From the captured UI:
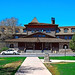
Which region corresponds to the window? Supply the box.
[56,29,59,33]
[42,30,43,32]
[15,36,19,39]
[39,30,41,32]
[42,35,45,37]
[64,28,68,33]
[56,36,59,38]
[10,44,14,48]
[64,36,67,40]
[69,36,72,39]
[23,29,26,33]
[33,35,46,37]
[71,28,75,32]
[48,29,51,33]
[1,28,5,32]
[32,30,34,33]
[38,35,41,37]
[46,29,51,33]
[15,29,19,33]
[33,35,36,37]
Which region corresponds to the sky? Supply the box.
[0,0,75,27]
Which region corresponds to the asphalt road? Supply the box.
[0,53,75,57]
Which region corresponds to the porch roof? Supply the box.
[5,38,70,43]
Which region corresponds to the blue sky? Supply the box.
[0,0,75,27]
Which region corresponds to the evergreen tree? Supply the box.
[69,33,75,51]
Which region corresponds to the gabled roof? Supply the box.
[31,17,39,23]
[25,32,55,38]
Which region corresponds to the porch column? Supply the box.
[51,43,53,53]
[25,43,26,48]
[42,43,43,50]
[33,43,35,50]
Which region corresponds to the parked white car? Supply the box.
[1,49,19,55]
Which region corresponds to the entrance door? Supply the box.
[35,43,42,50]
[52,43,59,51]
[18,42,25,50]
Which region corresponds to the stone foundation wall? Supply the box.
[6,42,18,48]
[59,42,69,49]
[0,40,6,49]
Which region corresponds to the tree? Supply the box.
[69,33,75,51]
[0,17,21,26]
[0,17,21,40]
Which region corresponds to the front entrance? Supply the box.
[52,43,59,51]
[35,43,42,50]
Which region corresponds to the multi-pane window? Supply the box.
[64,28,68,33]
[71,28,75,32]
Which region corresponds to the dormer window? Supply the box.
[15,28,20,33]
[71,28,75,32]
[39,30,41,32]
[46,29,51,33]
[42,30,43,32]
[23,29,26,33]
[32,30,34,33]
[64,28,68,33]
[56,29,59,33]
[1,28,5,32]
[56,36,59,38]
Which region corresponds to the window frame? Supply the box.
[64,28,68,33]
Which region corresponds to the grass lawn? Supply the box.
[0,57,26,75]
[39,56,75,60]
[44,62,75,75]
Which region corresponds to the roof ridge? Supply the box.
[31,17,39,23]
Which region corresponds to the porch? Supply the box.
[18,42,59,51]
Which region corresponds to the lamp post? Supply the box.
[65,45,67,56]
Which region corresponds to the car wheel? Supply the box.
[2,52,5,55]
[13,52,16,55]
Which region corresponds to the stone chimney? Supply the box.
[51,17,55,24]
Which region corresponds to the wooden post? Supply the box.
[42,43,43,50]
[33,43,35,50]
[25,42,26,48]
[51,43,53,53]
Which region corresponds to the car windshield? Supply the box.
[7,50,14,51]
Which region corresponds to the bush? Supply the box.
[0,47,9,52]
[69,33,75,52]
